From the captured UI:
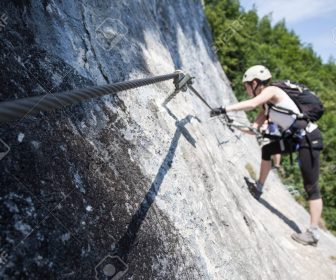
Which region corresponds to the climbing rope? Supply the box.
[0,71,184,123]
[184,79,246,134]
[218,117,261,135]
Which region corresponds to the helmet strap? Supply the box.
[252,80,261,97]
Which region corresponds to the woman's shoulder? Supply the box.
[263,85,285,94]
[259,86,285,102]
[262,85,288,101]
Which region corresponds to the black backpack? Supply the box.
[271,80,324,122]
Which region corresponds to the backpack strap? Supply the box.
[290,120,316,166]
[268,104,306,119]
[264,103,272,122]
[304,133,315,167]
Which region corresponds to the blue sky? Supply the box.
[239,0,336,63]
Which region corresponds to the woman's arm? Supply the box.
[225,87,275,113]
[253,110,267,129]
[235,110,266,135]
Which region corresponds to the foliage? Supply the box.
[205,0,336,233]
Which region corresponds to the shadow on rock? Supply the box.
[258,197,301,234]
[115,114,199,261]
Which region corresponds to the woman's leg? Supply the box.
[272,154,281,168]
[260,140,291,185]
[247,141,289,199]
[292,148,322,245]
[309,199,323,227]
[259,160,272,185]
[298,148,323,226]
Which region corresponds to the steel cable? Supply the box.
[0,72,179,123]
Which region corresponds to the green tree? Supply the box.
[205,0,336,233]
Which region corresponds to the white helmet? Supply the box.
[242,65,272,83]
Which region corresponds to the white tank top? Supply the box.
[266,89,300,130]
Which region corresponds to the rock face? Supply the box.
[0,0,335,279]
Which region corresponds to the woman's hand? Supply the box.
[210,107,226,117]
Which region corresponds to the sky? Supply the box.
[239,0,336,63]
